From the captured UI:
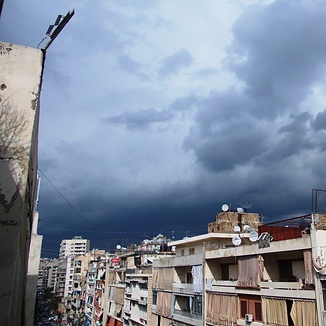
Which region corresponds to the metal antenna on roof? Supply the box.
[241,201,252,212]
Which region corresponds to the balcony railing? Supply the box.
[206,279,316,300]
[172,283,195,295]
[260,280,315,299]
[173,309,202,326]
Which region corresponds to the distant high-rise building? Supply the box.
[57,236,90,298]
[59,236,90,260]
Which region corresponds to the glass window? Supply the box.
[193,295,202,315]
[240,300,248,317]
[152,290,157,305]
[322,280,326,311]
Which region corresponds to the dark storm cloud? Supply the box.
[104,108,173,130]
[228,0,326,119]
[4,0,326,258]
[183,89,270,171]
[184,0,326,173]
[159,49,194,76]
[312,109,326,131]
[38,176,216,254]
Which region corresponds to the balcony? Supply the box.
[173,309,202,326]
[171,253,203,267]
[138,297,147,305]
[260,280,315,300]
[206,279,315,300]
[172,283,195,295]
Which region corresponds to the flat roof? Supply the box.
[168,232,250,246]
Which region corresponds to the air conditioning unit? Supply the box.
[245,314,253,323]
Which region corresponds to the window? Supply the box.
[186,272,193,284]
[193,295,202,315]
[152,290,157,305]
[322,280,326,311]
[255,302,262,321]
[239,295,261,322]
[278,259,294,281]
[174,295,190,313]
[189,248,195,255]
[221,264,229,280]
[240,299,248,317]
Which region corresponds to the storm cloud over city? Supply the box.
[1,0,326,256]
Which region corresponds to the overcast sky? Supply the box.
[1,0,326,257]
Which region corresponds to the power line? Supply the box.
[38,168,96,230]
[39,226,207,235]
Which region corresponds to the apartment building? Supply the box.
[85,257,107,325]
[79,235,173,326]
[59,236,90,260]
[57,236,90,298]
[204,214,316,325]
[124,271,151,326]
[123,241,167,326]
[37,258,59,291]
[152,235,251,325]
[61,210,326,325]
[149,210,326,326]
[72,254,93,313]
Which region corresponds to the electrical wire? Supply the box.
[39,225,207,236]
[38,168,96,230]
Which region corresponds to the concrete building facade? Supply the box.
[0,41,45,326]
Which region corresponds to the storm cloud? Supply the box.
[1,0,326,256]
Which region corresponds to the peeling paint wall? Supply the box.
[0,41,44,326]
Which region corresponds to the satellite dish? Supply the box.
[236,207,244,213]
[243,225,251,232]
[233,226,241,233]
[249,231,259,242]
[222,204,229,212]
[232,236,241,246]
[241,201,252,211]
[116,244,121,250]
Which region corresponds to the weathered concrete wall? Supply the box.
[25,211,43,326]
[0,42,44,326]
